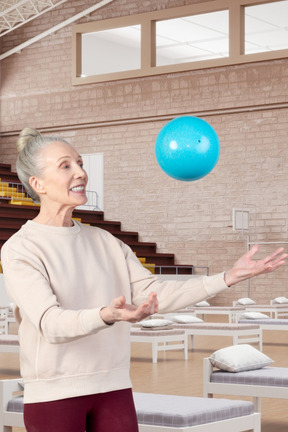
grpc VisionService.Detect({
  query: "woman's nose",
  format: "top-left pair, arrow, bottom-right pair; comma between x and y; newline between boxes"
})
75,164 -> 87,179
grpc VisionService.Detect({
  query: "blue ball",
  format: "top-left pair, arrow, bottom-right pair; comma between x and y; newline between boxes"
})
155,116 -> 220,181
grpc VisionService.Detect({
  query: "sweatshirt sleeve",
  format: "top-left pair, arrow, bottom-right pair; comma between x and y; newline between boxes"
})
122,242 -> 229,313
1,253 -> 112,344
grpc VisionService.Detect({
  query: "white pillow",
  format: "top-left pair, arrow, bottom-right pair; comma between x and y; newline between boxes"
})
274,296 -> 288,304
240,312 -> 270,319
194,301 -> 210,307
209,344 -> 274,372
237,297 -> 256,305
171,315 -> 204,324
138,319 -> 173,328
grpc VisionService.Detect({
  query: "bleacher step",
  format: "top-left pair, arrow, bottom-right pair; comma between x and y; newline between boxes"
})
0,164 -> 193,273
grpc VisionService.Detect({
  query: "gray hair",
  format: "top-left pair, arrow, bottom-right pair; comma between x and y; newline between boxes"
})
16,128 -> 70,203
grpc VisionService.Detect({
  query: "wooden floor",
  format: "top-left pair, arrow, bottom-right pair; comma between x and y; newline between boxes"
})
3,315 -> 288,431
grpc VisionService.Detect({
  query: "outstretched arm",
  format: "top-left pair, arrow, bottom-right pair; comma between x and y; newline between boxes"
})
224,245 -> 287,287
100,245 -> 287,324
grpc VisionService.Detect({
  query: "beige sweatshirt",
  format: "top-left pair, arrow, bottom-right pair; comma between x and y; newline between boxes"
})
1,220 -> 228,403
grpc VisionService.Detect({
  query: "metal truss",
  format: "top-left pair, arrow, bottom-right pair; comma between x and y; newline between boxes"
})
0,0 -> 68,36
0,0 -> 115,60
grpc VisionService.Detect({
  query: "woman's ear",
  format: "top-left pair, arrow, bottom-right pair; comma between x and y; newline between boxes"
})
29,176 -> 46,195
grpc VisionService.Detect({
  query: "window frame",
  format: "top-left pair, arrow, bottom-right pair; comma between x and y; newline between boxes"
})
72,0 -> 288,85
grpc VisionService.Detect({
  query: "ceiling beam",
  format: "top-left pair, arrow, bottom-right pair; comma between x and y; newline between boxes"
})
0,0 -> 115,61
0,0 -> 68,36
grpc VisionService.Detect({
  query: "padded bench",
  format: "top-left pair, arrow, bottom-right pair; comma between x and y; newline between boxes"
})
238,318 -> 288,331
173,307 -> 246,323
203,357 -> 288,412
233,301 -> 288,319
192,306 -> 246,323
172,322 -> 262,351
130,328 -> 188,363
0,335 -> 19,353
0,380 -> 261,432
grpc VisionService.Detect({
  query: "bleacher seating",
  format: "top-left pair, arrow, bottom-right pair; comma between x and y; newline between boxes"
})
0,163 -> 194,275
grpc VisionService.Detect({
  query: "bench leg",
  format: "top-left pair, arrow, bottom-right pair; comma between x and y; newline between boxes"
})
252,412 -> 261,432
253,396 -> 261,413
259,332 -> 263,351
152,342 -> 158,363
183,336 -> 188,360
189,334 -> 194,350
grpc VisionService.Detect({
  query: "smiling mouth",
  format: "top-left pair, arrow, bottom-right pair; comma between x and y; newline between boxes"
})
70,186 -> 85,192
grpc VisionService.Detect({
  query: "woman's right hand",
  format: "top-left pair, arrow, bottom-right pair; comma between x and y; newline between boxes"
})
100,292 -> 159,324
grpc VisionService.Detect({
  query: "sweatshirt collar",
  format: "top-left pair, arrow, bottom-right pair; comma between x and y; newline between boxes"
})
25,219 -> 81,235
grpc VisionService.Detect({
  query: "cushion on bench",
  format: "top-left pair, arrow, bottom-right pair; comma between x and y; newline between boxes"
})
210,366 -> 288,387
133,392 -> 254,427
240,319 -> 288,325
7,395 -> 23,413
172,323 -> 260,330
131,328 -> 185,336
8,392 -> 255,428
0,335 -> 19,345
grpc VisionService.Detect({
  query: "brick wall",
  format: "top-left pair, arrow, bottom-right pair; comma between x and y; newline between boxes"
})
1,0 -> 288,304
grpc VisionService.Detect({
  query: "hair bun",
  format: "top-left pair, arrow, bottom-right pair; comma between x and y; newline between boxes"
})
17,128 -> 42,153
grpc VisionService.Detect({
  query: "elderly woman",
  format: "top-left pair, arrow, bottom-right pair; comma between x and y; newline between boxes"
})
1,128 -> 286,432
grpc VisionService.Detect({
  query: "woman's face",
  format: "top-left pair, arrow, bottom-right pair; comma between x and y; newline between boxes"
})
33,140 -> 88,209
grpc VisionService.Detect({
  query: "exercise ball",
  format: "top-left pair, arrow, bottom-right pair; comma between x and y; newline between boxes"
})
155,116 -> 220,181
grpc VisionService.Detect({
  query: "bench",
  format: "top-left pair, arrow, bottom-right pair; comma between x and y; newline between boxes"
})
173,307 -> 246,323
0,379 -> 261,432
203,357 -> 288,412
192,306 -> 246,323
172,322 -> 262,351
239,318 -> 288,332
130,328 -> 188,363
233,301 -> 288,319
0,335 -> 19,353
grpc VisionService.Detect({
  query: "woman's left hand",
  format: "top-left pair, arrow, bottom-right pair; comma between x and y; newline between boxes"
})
224,245 -> 287,287
100,292 -> 159,324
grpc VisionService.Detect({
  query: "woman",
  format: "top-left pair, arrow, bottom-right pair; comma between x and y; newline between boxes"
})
1,128 -> 286,432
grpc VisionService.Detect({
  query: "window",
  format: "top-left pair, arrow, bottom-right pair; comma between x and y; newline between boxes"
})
81,25 -> 141,77
244,0 -> 288,54
156,11 -> 229,66
72,0 -> 288,84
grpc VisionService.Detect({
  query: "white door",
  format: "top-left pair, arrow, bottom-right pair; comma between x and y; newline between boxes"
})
77,153 -> 104,211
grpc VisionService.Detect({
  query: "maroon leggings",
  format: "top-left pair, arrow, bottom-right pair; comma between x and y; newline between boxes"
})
24,388 -> 139,432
